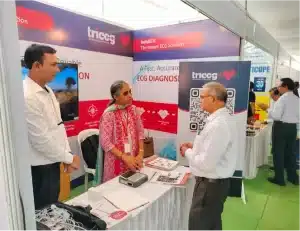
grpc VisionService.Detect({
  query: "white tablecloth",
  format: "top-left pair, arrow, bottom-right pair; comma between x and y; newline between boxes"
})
68,166 -> 195,230
244,125 -> 272,179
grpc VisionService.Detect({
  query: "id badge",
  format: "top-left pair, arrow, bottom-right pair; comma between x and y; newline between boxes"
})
124,143 -> 131,153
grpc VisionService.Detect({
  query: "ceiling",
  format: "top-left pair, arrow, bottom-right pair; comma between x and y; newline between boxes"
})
38,0 -> 207,29
246,1 -> 299,63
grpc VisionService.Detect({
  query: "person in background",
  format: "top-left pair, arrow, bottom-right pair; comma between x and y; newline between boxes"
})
247,81 -> 256,124
261,87 -> 280,119
260,87 -> 280,171
259,78 -> 299,186
269,87 -> 280,102
294,81 -> 299,97
23,44 -> 80,210
180,82 -> 238,230
99,80 -> 144,182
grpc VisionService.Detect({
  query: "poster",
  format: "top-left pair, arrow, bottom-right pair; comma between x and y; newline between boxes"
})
254,77 -> 266,92
21,61 -> 79,122
177,61 -> 251,176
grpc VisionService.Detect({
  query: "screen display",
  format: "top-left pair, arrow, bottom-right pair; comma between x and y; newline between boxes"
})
21,60 -> 79,122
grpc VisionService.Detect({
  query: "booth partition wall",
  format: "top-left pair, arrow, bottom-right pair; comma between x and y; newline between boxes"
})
0,1 -> 35,229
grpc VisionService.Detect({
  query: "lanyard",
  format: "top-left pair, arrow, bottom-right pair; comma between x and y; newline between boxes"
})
118,108 -> 129,137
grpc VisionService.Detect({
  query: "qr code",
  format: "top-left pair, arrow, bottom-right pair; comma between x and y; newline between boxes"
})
189,88 -> 236,132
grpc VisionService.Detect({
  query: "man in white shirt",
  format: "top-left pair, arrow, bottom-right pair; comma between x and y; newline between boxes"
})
23,44 -> 80,209
180,82 -> 238,230
259,78 -> 299,186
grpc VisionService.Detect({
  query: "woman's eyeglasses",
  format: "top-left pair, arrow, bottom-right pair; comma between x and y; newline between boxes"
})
123,89 -> 132,96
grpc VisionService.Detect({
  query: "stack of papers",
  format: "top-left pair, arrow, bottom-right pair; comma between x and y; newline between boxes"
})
150,171 -> 190,185
102,188 -> 149,212
145,156 -> 178,171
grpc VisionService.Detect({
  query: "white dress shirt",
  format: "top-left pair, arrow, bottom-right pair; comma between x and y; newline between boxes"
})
268,91 -> 299,123
23,77 -> 73,166
185,107 -> 238,179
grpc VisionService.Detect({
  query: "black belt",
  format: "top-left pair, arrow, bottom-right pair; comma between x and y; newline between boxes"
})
195,176 -> 229,183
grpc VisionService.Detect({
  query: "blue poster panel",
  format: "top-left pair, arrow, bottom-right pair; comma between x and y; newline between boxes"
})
177,61 -> 251,178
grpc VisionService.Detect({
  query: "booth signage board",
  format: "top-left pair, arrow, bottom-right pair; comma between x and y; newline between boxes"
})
133,20 -> 240,61
16,0 -> 133,57
132,20 -> 241,160
177,61 -> 251,177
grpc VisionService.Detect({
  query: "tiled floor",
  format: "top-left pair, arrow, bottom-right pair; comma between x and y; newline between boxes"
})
70,167 -> 299,230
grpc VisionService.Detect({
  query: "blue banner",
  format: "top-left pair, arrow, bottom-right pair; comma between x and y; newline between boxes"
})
177,61 -> 251,178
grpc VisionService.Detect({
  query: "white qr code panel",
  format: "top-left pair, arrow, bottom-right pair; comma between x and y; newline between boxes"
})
189,88 -> 236,132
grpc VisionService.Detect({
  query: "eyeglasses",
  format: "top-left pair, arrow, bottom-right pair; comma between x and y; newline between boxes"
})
200,94 -> 212,99
123,89 -> 132,96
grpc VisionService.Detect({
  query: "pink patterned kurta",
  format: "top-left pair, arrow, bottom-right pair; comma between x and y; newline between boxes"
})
100,105 -> 144,182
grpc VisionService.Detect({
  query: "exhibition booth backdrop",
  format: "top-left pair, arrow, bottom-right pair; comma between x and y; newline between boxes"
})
243,41 -> 275,121
15,0 -> 251,192
16,0 -> 133,180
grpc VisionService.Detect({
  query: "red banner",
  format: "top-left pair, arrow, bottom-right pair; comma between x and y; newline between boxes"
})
16,6 -> 54,31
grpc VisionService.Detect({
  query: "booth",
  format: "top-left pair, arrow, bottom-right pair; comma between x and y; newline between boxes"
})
242,41 -> 275,178
6,0 -> 291,229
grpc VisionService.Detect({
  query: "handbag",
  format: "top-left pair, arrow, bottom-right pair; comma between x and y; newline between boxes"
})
143,130 -> 154,158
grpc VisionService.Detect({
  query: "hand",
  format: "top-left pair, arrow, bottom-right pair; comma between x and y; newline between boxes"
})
70,154 -> 80,170
63,163 -> 76,174
180,146 -> 188,157
135,153 -> 144,169
122,154 -> 141,171
257,102 -> 269,111
181,142 -> 193,149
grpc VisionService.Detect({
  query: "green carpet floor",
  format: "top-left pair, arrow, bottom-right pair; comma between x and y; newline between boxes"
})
69,167 -> 299,230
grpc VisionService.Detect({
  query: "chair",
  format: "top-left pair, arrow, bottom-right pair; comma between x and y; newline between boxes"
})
77,129 -> 99,191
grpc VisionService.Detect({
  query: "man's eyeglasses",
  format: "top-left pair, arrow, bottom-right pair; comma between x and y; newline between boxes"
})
200,94 -> 212,99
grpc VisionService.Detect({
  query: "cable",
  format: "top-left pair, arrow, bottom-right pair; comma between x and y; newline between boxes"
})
19,190 -> 26,229
35,204 -> 86,230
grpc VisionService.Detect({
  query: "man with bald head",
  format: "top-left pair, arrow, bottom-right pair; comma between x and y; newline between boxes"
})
180,82 -> 238,230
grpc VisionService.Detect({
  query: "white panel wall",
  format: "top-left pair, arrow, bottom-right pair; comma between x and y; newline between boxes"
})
183,0 -> 279,57
0,1 -> 35,229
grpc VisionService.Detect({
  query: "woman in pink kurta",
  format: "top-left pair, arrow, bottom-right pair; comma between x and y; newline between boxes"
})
99,80 -> 144,182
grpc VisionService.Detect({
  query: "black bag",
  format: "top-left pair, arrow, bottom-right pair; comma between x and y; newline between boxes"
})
38,202 -> 107,230
36,222 -> 51,230
80,134 -> 99,169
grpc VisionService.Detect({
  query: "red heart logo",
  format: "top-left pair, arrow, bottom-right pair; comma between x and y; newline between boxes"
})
120,33 -> 131,47
222,69 -> 236,80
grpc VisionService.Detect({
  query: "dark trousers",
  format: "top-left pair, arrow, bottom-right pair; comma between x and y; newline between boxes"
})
189,177 -> 230,230
273,122 -> 298,183
31,162 -> 60,210
271,123 -> 288,168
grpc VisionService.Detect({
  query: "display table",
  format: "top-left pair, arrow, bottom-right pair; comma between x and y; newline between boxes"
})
244,125 -> 272,179
68,166 -> 195,230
